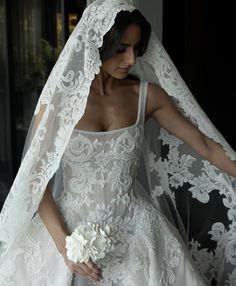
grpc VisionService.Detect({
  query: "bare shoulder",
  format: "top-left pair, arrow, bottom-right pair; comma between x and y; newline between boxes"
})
146,82 -> 174,119
121,77 -> 140,95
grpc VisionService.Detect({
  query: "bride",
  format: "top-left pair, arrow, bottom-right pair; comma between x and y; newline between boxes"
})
0,0 -> 236,285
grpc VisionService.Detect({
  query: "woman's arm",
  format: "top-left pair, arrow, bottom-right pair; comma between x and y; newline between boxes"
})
38,187 -> 103,283
38,187 -> 69,253
146,83 -> 236,178
34,105 -> 102,282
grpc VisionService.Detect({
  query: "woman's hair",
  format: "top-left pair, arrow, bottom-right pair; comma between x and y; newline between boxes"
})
99,9 -> 152,62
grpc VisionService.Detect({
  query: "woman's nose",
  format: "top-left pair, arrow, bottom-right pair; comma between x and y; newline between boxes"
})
124,48 -> 136,65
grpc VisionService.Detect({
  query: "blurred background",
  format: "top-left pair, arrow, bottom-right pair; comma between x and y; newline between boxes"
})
0,0 -> 235,208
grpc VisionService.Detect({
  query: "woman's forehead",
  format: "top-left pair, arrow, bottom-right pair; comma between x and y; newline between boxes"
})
120,25 -> 141,44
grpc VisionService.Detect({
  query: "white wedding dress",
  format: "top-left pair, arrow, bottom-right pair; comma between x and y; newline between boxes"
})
0,81 -> 206,286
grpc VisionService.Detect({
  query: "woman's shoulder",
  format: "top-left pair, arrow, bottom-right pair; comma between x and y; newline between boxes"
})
122,76 -> 165,97
146,82 -> 170,101
145,82 -> 173,118
121,76 -> 140,94
125,77 -> 162,92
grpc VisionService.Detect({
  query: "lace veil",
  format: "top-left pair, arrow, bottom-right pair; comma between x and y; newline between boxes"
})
1,0 -> 236,284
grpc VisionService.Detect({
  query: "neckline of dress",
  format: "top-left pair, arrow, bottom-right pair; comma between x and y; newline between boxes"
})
73,81 -> 143,135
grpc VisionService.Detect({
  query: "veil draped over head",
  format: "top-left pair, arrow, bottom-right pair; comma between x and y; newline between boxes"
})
0,0 -> 236,284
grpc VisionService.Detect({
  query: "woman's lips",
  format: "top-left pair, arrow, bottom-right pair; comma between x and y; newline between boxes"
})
117,67 -> 130,73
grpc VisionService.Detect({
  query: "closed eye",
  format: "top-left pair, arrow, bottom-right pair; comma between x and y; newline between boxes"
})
117,47 -> 127,53
117,43 -> 140,54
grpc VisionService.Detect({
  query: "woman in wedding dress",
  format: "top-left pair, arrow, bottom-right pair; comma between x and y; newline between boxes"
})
1,1 -> 236,285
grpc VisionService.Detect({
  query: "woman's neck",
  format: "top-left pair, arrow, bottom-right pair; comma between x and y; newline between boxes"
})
92,71 -> 117,96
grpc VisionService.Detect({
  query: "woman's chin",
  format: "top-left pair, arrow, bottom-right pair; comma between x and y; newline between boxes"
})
113,72 -> 129,80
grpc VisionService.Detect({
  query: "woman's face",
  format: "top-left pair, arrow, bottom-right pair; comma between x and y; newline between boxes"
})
101,24 -> 141,79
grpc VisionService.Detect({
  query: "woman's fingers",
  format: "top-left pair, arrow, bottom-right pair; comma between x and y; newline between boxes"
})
86,259 -> 103,274
80,263 -> 103,281
71,260 -> 103,282
74,267 -> 88,277
65,255 -> 103,282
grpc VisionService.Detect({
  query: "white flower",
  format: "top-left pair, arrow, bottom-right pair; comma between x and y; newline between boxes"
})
65,222 -> 115,263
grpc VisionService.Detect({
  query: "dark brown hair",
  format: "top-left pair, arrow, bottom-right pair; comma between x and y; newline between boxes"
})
99,9 -> 151,62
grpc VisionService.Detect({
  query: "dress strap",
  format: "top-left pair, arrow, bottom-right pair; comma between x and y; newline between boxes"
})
137,80 -> 148,125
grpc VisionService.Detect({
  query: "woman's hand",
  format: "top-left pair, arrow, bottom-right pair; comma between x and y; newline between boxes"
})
38,188 -> 103,282
63,254 -> 103,283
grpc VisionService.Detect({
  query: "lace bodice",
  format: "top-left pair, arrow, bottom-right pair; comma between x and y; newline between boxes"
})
0,79 -> 206,285
58,81 -> 148,232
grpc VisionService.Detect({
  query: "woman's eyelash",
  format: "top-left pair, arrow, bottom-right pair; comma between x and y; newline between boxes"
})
117,46 -> 139,53
117,48 -> 126,53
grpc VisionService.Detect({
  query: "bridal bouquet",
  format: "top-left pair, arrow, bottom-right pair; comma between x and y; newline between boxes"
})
65,222 -> 115,263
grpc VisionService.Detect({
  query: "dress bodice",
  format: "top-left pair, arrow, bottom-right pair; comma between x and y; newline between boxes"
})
58,81 -> 148,231
0,80 -> 206,286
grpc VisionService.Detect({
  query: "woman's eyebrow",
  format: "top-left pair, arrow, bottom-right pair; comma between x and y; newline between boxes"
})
120,43 -> 131,47
120,42 -> 140,47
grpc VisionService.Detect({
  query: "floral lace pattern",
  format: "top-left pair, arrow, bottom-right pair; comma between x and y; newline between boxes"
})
0,81 -> 205,285
1,0 -> 236,285
148,127 -> 236,285
59,127 -> 143,232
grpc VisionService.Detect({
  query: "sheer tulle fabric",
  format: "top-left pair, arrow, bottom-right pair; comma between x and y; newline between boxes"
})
0,81 -> 206,286
0,0 -> 236,285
